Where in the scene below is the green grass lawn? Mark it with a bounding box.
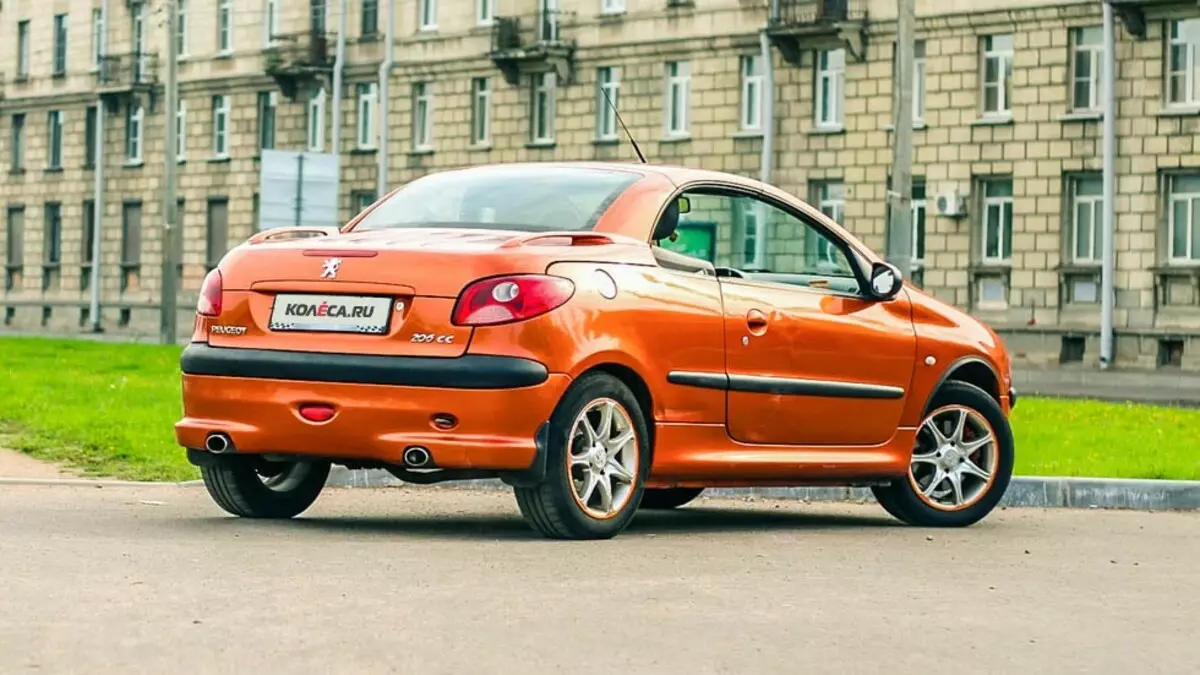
[1,336,1198,482]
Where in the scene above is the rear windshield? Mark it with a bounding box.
[351,165,642,232]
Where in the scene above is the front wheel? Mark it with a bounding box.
[871,381,1014,528]
[513,372,651,540]
[201,457,330,519]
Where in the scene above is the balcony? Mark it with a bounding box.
[263,30,334,100]
[487,10,576,86]
[767,0,868,65]
[96,53,158,108]
[1108,0,1193,39]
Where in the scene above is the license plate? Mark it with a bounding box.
[268,294,393,334]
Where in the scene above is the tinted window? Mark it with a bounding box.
[353,165,641,232]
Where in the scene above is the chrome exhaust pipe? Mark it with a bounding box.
[403,446,431,468]
[205,432,234,454]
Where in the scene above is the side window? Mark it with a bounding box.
[661,189,859,292]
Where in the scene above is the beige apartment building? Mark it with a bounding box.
[2,0,1200,369]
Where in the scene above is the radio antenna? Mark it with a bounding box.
[600,85,646,164]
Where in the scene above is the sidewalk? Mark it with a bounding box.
[1013,367,1200,407]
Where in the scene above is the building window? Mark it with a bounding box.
[47,111,64,170]
[175,99,187,161]
[121,202,142,290]
[531,72,556,144]
[82,200,96,279]
[218,0,234,53]
[596,66,621,140]
[43,202,62,289]
[979,177,1014,262]
[602,0,626,14]
[1168,19,1200,106]
[176,0,189,58]
[6,207,25,290]
[664,61,691,138]
[264,0,280,46]
[1071,27,1103,111]
[257,91,277,151]
[741,55,763,132]
[477,0,494,24]
[311,0,328,34]
[813,181,845,264]
[912,180,927,263]
[981,34,1014,116]
[85,106,98,168]
[206,199,229,271]
[308,88,326,151]
[1168,173,1200,262]
[362,0,379,35]
[92,10,104,69]
[1069,174,1103,263]
[357,83,378,149]
[125,103,144,163]
[420,0,437,30]
[893,40,926,124]
[17,21,30,79]
[815,49,845,128]
[471,77,491,145]
[412,82,433,150]
[212,95,230,158]
[53,14,68,76]
[10,114,25,171]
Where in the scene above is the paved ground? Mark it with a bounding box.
[1,484,1196,674]
[0,448,71,479]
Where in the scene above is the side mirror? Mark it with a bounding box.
[868,261,904,300]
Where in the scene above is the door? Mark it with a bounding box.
[132,4,146,83]
[680,188,917,447]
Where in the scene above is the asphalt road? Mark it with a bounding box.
[2,484,1197,675]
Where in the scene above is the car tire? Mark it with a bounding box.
[638,487,704,510]
[870,380,1014,528]
[201,457,330,519]
[514,372,651,540]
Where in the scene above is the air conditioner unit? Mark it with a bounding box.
[935,188,967,218]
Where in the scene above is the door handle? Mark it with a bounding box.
[746,309,768,335]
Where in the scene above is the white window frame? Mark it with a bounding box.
[1068,174,1103,263]
[602,0,626,15]
[357,83,378,149]
[47,110,64,169]
[815,49,845,129]
[980,178,1014,263]
[308,88,326,151]
[596,66,621,141]
[176,0,190,59]
[92,10,105,70]
[740,55,763,131]
[175,99,187,162]
[218,0,234,54]
[912,40,926,124]
[264,0,280,47]
[663,61,691,138]
[1168,174,1200,263]
[258,91,277,150]
[412,82,434,150]
[477,0,494,25]
[1071,27,1103,111]
[212,95,230,158]
[531,72,557,144]
[981,34,1014,116]
[471,77,491,146]
[132,5,148,83]
[420,0,438,31]
[52,14,68,76]
[17,20,30,78]
[125,103,144,163]
[814,181,846,264]
[1168,19,1200,107]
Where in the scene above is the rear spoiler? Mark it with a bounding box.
[500,231,637,248]
[247,226,341,245]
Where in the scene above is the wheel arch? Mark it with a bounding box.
[922,356,1001,415]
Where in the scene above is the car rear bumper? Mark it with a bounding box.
[175,345,569,470]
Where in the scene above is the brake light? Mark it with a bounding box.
[197,269,223,317]
[452,274,575,326]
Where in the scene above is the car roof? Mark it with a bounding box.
[439,161,762,189]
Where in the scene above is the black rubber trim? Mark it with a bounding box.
[181,343,550,389]
[667,370,905,399]
[921,355,1001,414]
[1009,387,1017,409]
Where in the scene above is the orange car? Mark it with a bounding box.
[175,162,1016,539]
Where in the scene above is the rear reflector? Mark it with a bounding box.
[298,404,337,423]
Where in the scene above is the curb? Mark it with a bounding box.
[325,467,1200,511]
[0,477,205,488]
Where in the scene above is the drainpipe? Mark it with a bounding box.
[331,0,346,222]
[89,0,109,333]
[1100,1,1116,369]
[376,0,395,198]
[755,27,775,269]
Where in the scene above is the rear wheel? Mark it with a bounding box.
[639,487,704,510]
[201,457,330,519]
[871,381,1014,527]
[514,372,650,540]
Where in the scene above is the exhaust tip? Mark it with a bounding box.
[403,446,431,468]
[205,432,233,454]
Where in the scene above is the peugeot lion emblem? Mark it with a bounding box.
[321,258,342,279]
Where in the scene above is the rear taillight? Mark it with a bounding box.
[451,274,575,326]
[197,269,223,317]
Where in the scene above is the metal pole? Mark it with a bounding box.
[89,0,110,333]
[331,0,346,216]
[377,0,395,197]
[160,0,180,344]
[886,0,916,279]
[1100,1,1116,368]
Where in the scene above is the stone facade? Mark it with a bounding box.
[2,0,1200,369]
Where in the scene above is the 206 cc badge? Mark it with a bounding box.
[321,258,342,279]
